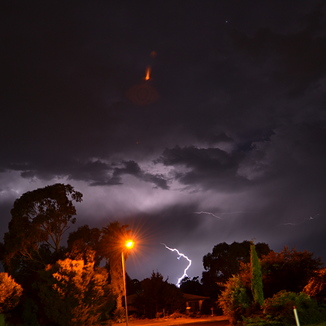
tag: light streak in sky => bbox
[194,210,250,219]
[281,213,321,226]
[161,243,192,287]
[194,211,222,219]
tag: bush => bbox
[113,307,126,323]
[0,273,23,313]
[218,275,250,325]
[242,315,283,326]
[263,290,326,325]
[0,314,5,326]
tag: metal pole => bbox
[293,306,300,326]
[122,251,129,326]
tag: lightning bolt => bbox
[161,243,192,287]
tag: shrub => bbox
[113,307,126,323]
[263,290,325,325]
[218,275,250,325]
[242,315,283,326]
[303,268,326,301]
[38,259,113,326]
[0,314,5,326]
[0,273,23,313]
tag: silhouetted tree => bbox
[126,275,141,295]
[1,184,83,324]
[261,247,322,297]
[135,272,185,318]
[202,241,270,298]
[67,225,101,265]
[3,183,82,276]
[180,276,204,296]
[239,246,323,299]
[98,222,132,313]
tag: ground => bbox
[114,316,229,326]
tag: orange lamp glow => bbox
[125,239,134,249]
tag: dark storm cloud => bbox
[111,160,169,189]
[2,0,322,176]
[89,160,169,189]
[17,159,111,183]
[1,2,144,172]
[240,122,326,183]
[13,158,169,190]
[5,158,111,184]
[0,193,16,239]
[157,146,248,191]
[230,20,326,95]
[1,1,326,279]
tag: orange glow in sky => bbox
[145,66,151,80]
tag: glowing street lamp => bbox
[122,239,134,326]
[125,239,134,250]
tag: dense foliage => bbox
[262,291,326,326]
[0,184,325,325]
[3,183,83,277]
[99,221,132,310]
[218,275,250,325]
[134,272,185,318]
[0,185,131,325]
[0,273,22,313]
[202,241,270,298]
[260,247,323,297]
[37,257,113,326]
[180,276,204,296]
[218,247,326,325]
[67,225,102,265]
[238,246,323,300]
[250,243,264,306]
[303,267,326,301]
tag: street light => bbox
[122,239,134,326]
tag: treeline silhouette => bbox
[0,184,325,325]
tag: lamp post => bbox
[122,239,134,326]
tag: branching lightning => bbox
[161,243,192,287]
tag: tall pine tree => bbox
[250,242,264,306]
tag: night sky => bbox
[1,1,326,285]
